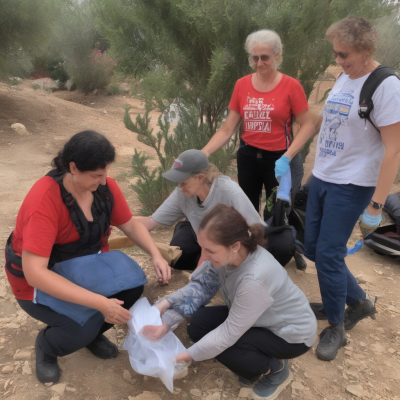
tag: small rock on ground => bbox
[346,384,364,397]
[11,123,30,136]
[51,383,66,396]
[128,391,162,400]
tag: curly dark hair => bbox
[198,204,267,253]
[326,16,379,53]
[52,130,115,172]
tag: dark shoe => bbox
[310,303,328,320]
[294,253,307,271]
[344,294,377,330]
[238,374,260,387]
[35,333,60,384]
[253,360,292,399]
[86,334,118,359]
[316,321,347,361]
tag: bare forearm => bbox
[284,121,315,160]
[133,216,159,231]
[202,129,233,157]
[202,110,241,156]
[372,152,400,204]
[124,221,161,258]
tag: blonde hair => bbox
[193,163,222,186]
[326,16,379,54]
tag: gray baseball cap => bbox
[162,149,209,183]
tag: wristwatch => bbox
[370,200,383,209]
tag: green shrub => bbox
[106,83,121,95]
[46,59,69,83]
[67,49,116,94]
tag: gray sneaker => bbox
[344,294,377,330]
[253,360,292,399]
[316,321,347,361]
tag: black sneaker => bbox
[309,303,328,320]
[253,360,292,399]
[35,333,60,384]
[344,294,377,330]
[86,334,118,359]
[316,321,347,361]
[294,253,307,271]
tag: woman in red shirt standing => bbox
[4,130,170,384]
[202,29,315,270]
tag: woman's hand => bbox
[152,255,171,284]
[175,350,193,363]
[359,208,382,238]
[141,321,170,341]
[100,298,132,324]
[155,299,171,317]
[275,155,291,182]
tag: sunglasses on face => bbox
[250,54,272,64]
[332,50,350,60]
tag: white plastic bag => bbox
[122,297,187,392]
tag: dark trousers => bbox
[170,221,201,271]
[237,145,285,213]
[17,286,144,358]
[304,177,375,324]
[187,306,310,380]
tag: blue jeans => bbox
[304,177,375,325]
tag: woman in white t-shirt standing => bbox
[305,16,400,362]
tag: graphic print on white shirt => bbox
[318,78,361,158]
[243,96,274,133]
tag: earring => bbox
[233,250,237,253]
[365,59,368,66]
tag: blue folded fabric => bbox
[35,251,148,326]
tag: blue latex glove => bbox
[361,209,382,227]
[275,155,291,182]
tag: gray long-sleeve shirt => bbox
[151,175,265,232]
[163,246,317,362]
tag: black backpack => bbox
[358,65,399,132]
[264,198,296,267]
[364,192,400,258]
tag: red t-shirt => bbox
[228,74,309,151]
[5,176,132,300]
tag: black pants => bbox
[187,306,310,380]
[237,145,286,213]
[170,221,201,271]
[17,286,144,358]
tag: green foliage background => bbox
[0,0,398,213]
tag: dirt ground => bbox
[0,79,399,400]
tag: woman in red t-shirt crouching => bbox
[202,29,315,270]
[4,130,170,384]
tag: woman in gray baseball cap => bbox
[136,149,265,270]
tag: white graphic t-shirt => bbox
[313,73,400,186]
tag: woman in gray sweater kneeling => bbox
[143,204,316,399]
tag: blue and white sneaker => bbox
[253,360,292,399]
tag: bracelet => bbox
[370,200,383,210]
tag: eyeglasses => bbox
[332,50,350,60]
[250,54,271,64]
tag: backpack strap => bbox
[358,65,399,133]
